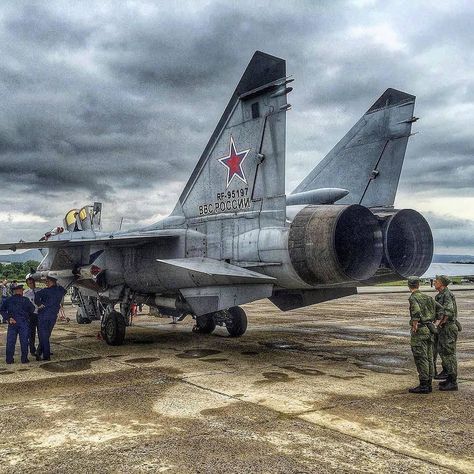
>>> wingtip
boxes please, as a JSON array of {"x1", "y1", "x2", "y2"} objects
[
  {"x1": 252, "y1": 50, "x2": 285, "y2": 62},
  {"x1": 366, "y1": 88, "x2": 416, "y2": 114},
  {"x1": 236, "y1": 51, "x2": 286, "y2": 95}
]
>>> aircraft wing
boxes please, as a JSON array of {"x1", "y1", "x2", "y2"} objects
[
  {"x1": 156, "y1": 257, "x2": 276, "y2": 285},
  {"x1": 0, "y1": 231, "x2": 181, "y2": 252},
  {"x1": 155, "y1": 258, "x2": 276, "y2": 316},
  {"x1": 421, "y1": 263, "x2": 474, "y2": 279}
]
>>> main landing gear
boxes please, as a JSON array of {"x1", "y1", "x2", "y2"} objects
[
  {"x1": 99, "y1": 304, "x2": 248, "y2": 346},
  {"x1": 101, "y1": 309, "x2": 126, "y2": 346},
  {"x1": 193, "y1": 306, "x2": 248, "y2": 337}
]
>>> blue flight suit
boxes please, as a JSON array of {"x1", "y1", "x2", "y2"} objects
[
  {"x1": 35, "y1": 285, "x2": 66, "y2": 360},
  {"x1": 0, "y1": 295, "x2": 35, "y2": 363}
]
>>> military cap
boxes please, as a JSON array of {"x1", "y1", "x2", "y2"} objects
[
  {"x1": 46, "y1": 275, "x2": 58, "y2": 281},
  {"x1": 435, "y1": 275, "x2": 451, "y2": 286},
  {"x1": 11, "y1": 283, "x2": 24, "y2": 290},
  {"x1": 407, "y1": 276, "x2": 420, "y2": 286}
]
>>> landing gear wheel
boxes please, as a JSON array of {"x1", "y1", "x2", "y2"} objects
[
  {"x1": 194, "y1": 314, "x2": 216, "y2": 334},
  {"x1": 101, "y1": 310, "x2": 126, "y2": 346},
  {"x1": 76, "y1": 309, "x2": 91, "y2": 325},
  {"x1": 225, "y1": 306, "x2": 247, "y2": 337}
]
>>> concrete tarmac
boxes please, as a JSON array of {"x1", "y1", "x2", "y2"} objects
[{"x1": 0, "y1": 290, "x2": 473, "y2": 473}]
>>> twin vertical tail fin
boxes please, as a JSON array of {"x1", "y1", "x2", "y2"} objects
[
  {"x1": 293, "y1": 89, "x2": 416, "y2": 208},
  {"x1": 173, "y1": 51, "x2": 290, "y2": 225}
]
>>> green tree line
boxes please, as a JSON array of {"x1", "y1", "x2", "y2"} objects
[{"x1": 0, "y1": 261, "x2": 40, "y2": 281}]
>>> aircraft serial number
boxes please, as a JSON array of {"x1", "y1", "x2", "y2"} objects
[
  {"x1": 216, "y1": 188, "x2": 249, "y2": 200},
  {"x1": 199, "y1": 188, "x2": 251, "y2": 216}
]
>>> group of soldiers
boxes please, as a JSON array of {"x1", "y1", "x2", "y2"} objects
[
  {"x1": 408, "y1": 274, "x2": 460, "y2": 393},
  {"x1": 0, "y1": 276, "x2": 66, "y2": 364},
  {"x1": 0, "y1": 272, "x2": 462, "y2": 393}
]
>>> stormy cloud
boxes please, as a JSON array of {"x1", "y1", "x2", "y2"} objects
[{"x1": 0, "y1": 0, "x2": 474, "y2": 253}]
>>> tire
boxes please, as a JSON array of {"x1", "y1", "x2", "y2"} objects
[
  {"x1": 226, "y1": 306, "x2": 247, "y2": 337},
  {"x1": 195, "y1": 314, "x2": 216, "y2": 334},
  {"x1": 76, "y1": 309, "x2": 91, "y2": 325},
  {"x1": 102, "y1": 311, "x2": 126, "y2": 346}
]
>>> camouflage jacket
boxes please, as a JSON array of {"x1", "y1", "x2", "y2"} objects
[
  {"x1": 435, "y1": 287, "x2": 457, "y2": 322},
  {"x1": 409, "y1": 291, "x2": 436, "y2": 325}
]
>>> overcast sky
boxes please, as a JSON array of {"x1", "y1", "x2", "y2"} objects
[{"x1": 1, "y1": 0, "x2": 473, "y2": 254}]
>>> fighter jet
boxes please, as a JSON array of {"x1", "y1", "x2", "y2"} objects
[{"x1": 0, "y1": 51, "x2": 433, "y2": 345}]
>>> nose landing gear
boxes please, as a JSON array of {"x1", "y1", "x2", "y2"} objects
[{"x1": 193, "y1": 306, "x2": 248, "y2": 337}]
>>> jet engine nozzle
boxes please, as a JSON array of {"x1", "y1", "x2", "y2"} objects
[
  {"x1": 372, "y1": 208, "x2": 433, "y2": 280},
  {"x1": 288, "y1": 205, "x2": 383, "y2": 285}
]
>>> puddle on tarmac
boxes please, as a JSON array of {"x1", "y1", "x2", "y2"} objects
[
  {"x1": 320, "y1": 355, "x2": 348, "y2": 361},
  {"x1": 241, "y1": 351, "x2": 259, "y2": 356},
  {"x1": 40, "y1": 357, "x2": 102, "y2": 373},
  {"x1": 54, "y1": 335, "x2": 78, "y2": 341},
  {"x1": 366, "y1": 355, "x2": 408, "y2": 366},
  {"x1": 262, "y1": 341, "x2": 305, "y2": 351},
  {"x1": 199, "y1": 358, "x2": 228, "y2": 363},
  {"x1": 279, "y1": 365, "x2": 325, "y2": 376},
  {"x1": 353, "y1": 355, "x2": 409, "y2": 373},
  {"x1": 254, "y1": 371, "x2": 294, "y2": 385},
  {"x1": 331, "y1": 333, "x2": 369, "y2": 341},
  {"x1": 176, "y1": 349, "x2": 221, "y2": 359},
  {"x1": 125, "y1": 357, "x2": 160, "y2": 364},
  {"x1": 330, "y1": 374, "x2": 364, "y2": 380},
  {"x1": 106, "y1": 355, "x2": 122, "y2": 358},
  {"x1": 355, "y1": 362, "x2": 408, "y2": 375},
  {"x1": 0, "y1": 371, "x2": 14, "y2": 375}
]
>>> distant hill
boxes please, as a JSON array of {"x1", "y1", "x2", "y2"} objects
[
  {"x1": 432, "y1": 254, "x2": 474, "y2": 264},
  {"x1": 0, "y1": 249, "x2": 44, "y2": 263}
]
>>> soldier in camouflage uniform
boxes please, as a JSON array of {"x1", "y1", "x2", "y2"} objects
[
  {"x1": 434, "y1": 275, "x2": 459, "y2": 391},
  {"x1": 407, "y1": 276, "x2": 436, "y2": 394}
]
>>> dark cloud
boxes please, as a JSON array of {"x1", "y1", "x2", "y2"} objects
[
  {"x1": 424, "y1": 212, "x2": 474, "y2": 254},
  {"x1": 0, "y1": 0, "x2": 474, "y2": 254},
  {"x1": 5, "y1": 3, "x2": 95, "y2": 48}
]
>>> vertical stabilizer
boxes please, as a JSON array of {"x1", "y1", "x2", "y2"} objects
[
  {"x1": 293, "y1": 89, "x2": 416, "y2": 208},
  {"x1": 173, "y1": 51, "x2": 290, "y2": 224}
]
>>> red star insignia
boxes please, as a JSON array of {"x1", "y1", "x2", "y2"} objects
[{"x1": 217, "y1": 136, "x2": 250, "y2": 187}]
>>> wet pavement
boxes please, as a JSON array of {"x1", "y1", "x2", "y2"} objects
[{"x1": 0, "y1": 289, "x2": 473, "y2": 473}]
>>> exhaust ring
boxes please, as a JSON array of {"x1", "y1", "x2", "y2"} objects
[
  {"x1": 383, "y1": 209, "x2": 433, "y2": 278},
  {"x1": 289, "y1": 205, "x2": 383, "y2": 285}
]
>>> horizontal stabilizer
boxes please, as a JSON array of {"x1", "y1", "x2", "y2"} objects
[
  {"x1": 156, "y1": 257, "x2": 276, "y2": 287},
  {"x1": 0, "y1": 230, "x2": 181, "y2": 252},
  {"x1": 270, "y1": 287, "x2": 356, "y2": 311}
]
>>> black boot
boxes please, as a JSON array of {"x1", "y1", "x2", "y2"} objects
[
  {"x1": 434, "y1": 370, "x2": 448, "y2": 380},
  {"x1": 439, "y1": 375, "x2": 458, "y2": 391},
  {"x1": 409, "y1": 381, "x2": 430, "y2": 394}
]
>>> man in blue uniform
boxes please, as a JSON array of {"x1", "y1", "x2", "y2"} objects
[
  {"x1": 0, "y1": 283, "x2": 35, "y2": 364},
  {"x1": 35, "y1": 276, "x2": 66, "y2": 361},
  {"x1": 24, "y1": 277, "x2": 40, "y2": 356}
]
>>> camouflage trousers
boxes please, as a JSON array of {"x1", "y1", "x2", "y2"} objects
[
  {"x1": 432, "y1": 332, "x2": 444, "y2": 372},
  {"x1": 438, "y1": 322, "x2": 458, "y2": 378},
  {"x1": 411, "y1": 327, "x2": 434, "y2": 383}
]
